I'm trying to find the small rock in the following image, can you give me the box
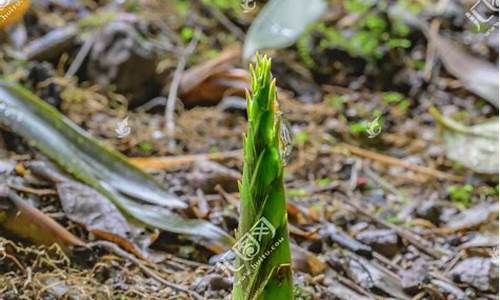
[187,160,240,193]
[208,274,232,290]
[356,229,400,258]
[446,203,499,231]
[399,259,429,294]
[328,225,372,258]
[439,207,459,223]
[460,233,499,249]
[449,257,499,292]
[0,159,15,174]
[194,274,232,291]
[361,189,385,205]
[416,199,442,224]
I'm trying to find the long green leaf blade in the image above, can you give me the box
[0,81,233,246]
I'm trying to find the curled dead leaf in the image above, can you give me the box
[0,189,86,251]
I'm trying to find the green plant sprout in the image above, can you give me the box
[232,54,293,300]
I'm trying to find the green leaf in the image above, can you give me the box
[430,107,498,174]
[243,0,326,60]
[0,82,233,246]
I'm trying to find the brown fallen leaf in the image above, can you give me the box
[57,180,149,259]
[181,68,250,107]
[291,244,327,275]
[179,46,242,95]
[286,202,311,225]
[27,160,230,256]
[26,160,157,253]
[430,32,499,107]
[177,46,250,107]
[0,189,86,250]
[288,224,319,240]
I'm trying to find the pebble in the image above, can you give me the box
[356,229,400,258]
[449,257,499,292]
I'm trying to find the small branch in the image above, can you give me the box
[337,143,464,182]
[65,34,95,78]
[129,149,242,170]
[204,4,245,40]
[423,19,440,81]
[88,241,203,300]
[165,32,200,152]
[7,184,57,196]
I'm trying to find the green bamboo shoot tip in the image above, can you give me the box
[232,54,293,300]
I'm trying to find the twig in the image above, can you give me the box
[7,184,57,196]
[165,32,200,152]
[22,25,79,60]
[334,192,453,259]
[423,19,440,81]
[65,34,95,78]
[336,143,464,182]
[0,252,26,274]
[203,4,245,40]
[429,271,466,299]
[214,184,240,205]
[330,269,375,298]
[135,96,167,112]
[88,241,203,300]
[129,149,242,170]
[363,164,408,203]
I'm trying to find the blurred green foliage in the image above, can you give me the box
[448,184,474,208]
[180,26,194,42]
[294,286,315,300]
[326,94,348,109]
[294,131,309,146]
[201,0,241,12]
[382,91,411,110]
[297,0,422,65]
